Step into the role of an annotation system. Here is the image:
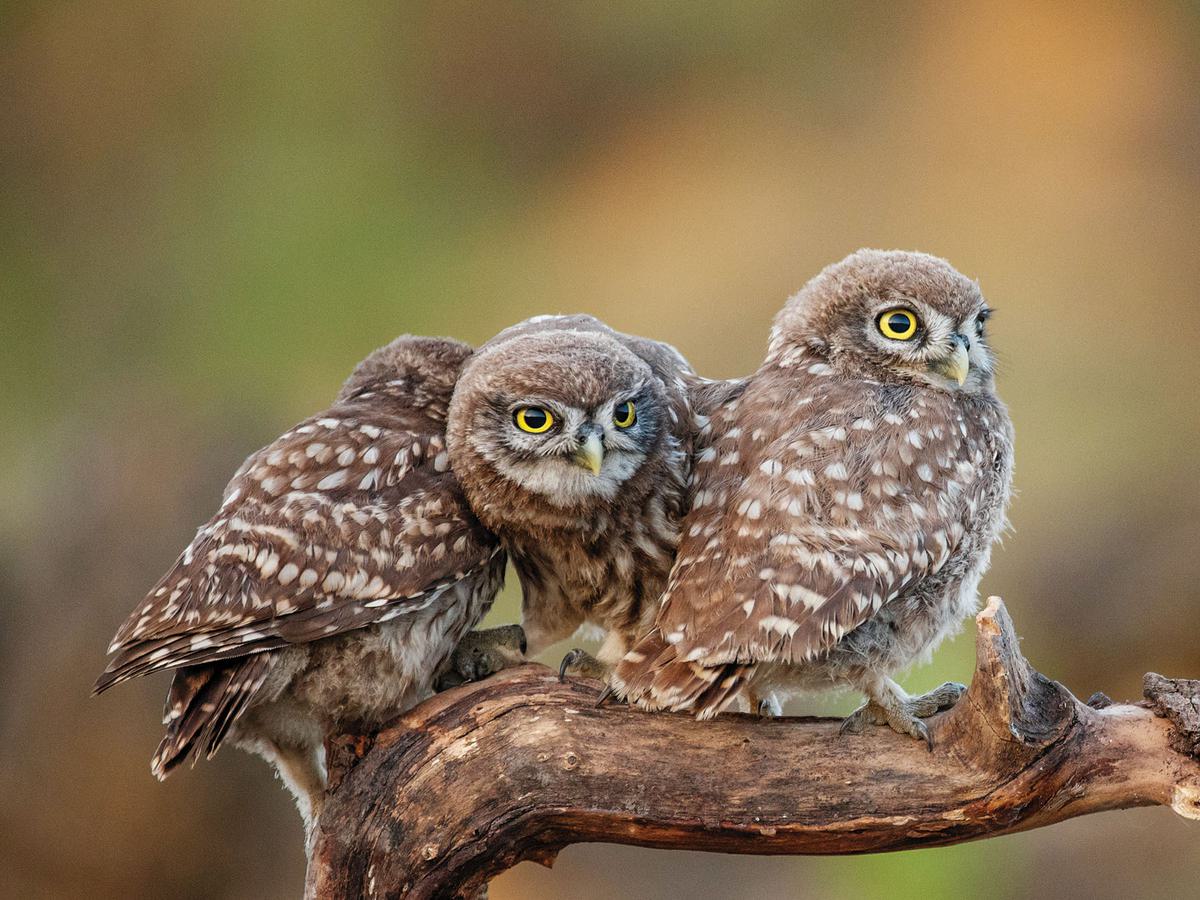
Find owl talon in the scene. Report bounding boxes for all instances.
[888,713,932,751]
[841,681,965,749]
[907,681,968,717]
[436,625,527,691]
[839,699,887,735]
[558,648,609,682]
[840,700,931,747]
[748,690,783,718]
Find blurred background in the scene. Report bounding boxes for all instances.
[3,2,1198,897]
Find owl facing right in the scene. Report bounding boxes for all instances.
[612,250,1013,745]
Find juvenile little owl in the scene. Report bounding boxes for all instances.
[95,336,512,838]
[446,315,698,676]
[612,250,1013,745]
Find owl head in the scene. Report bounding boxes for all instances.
[447,316,678,520]
[769,249,995,393]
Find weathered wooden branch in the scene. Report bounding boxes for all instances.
[306,598,1200,899]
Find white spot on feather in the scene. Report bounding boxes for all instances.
[823,462,849,481]
[760,615,800,636]
[317,470,349,490]
[759,460,782,477]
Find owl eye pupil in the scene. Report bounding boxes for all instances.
[877,309,919,340]
[613,400,637,428]
[514,406,553,433]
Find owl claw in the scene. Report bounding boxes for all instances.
[558,648,609,682]
[839,701,882,735]
[911,717,933,752]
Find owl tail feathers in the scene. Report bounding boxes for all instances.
[610,629,755,720]
[151,657,270,779]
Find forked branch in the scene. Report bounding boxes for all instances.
[307,598,1200,899]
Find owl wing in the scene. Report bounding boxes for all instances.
[97,337,502,693]
[614,374,998,715]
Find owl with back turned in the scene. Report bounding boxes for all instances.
[95,336,511,838]
[446,315,698,674]
[612,250,1013,744]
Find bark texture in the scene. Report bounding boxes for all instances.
[307,598,1200,899]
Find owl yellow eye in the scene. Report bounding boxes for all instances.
[877,309,919,341]
[514,406,554,434]
[613,400,637,429]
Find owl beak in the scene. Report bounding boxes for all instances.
[932,336,971,386]
[573,431,605,476]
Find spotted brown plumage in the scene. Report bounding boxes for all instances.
[446,315,698,673]
[612,250,1014,744]
[96,335,505,835]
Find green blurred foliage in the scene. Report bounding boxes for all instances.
[2,2,1198,898]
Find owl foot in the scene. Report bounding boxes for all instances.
[436,625,527,691]
[557,648,609,682]
[907,681,968,717]
[747,689,783,718]
[558,650,621,708]
[758,695,783,718]
[839,681,966,750]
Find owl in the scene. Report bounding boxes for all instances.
[446,315,697,676]
[612,250,1014,745]
[95,336,509,836]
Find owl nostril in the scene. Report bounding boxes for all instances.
[952,333,971,351]
[577,423,604,442]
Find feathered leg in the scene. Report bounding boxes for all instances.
[253,738,327,853]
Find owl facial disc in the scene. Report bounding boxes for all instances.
[448,322,671,508]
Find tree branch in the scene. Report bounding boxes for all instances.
[306,598,1200,899]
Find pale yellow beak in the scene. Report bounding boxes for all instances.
[932,341,970,386]
[573,432,604,476]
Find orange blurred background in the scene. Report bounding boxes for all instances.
[2,2,1198,897]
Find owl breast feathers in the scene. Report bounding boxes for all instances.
[612,250,1014,728]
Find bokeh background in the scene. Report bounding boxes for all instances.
[3,2,1199,898]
